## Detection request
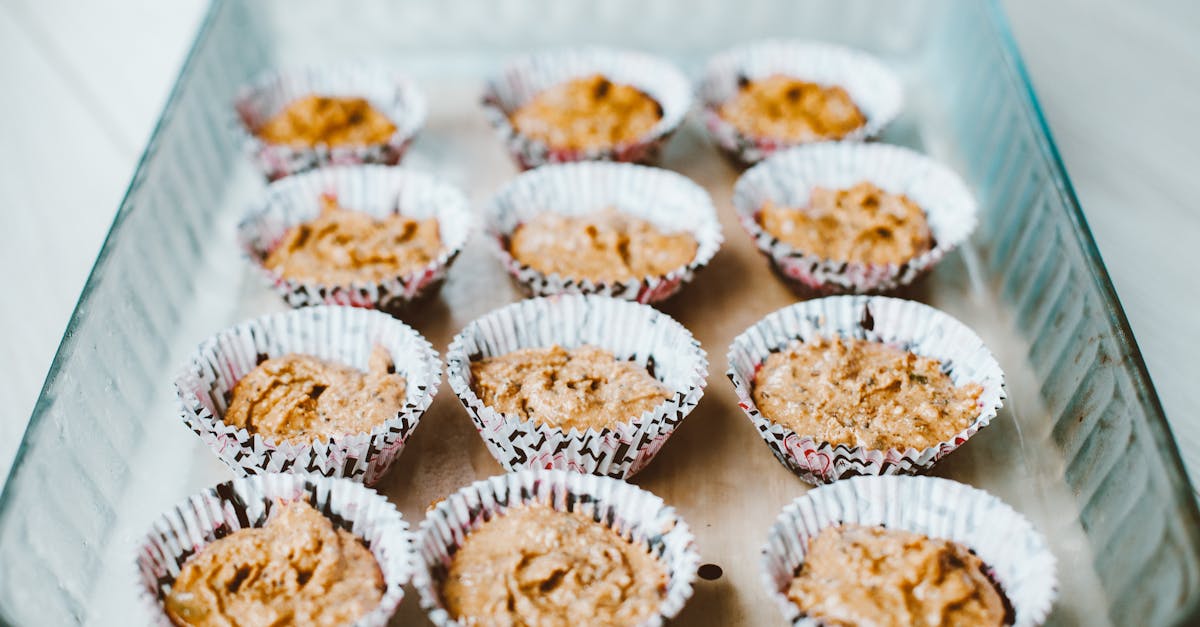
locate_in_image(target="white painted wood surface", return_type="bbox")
[0,0,1196,497]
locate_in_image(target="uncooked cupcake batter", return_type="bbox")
[164,500,385,627]
[509,208,697,282]
[752,336,982,450]
[788,524,1008,627]
[441,503,667,627]
[511,75,663,151]
[718,74,866,142]
[470,345,669,432]
[758,181,934,265]
[224,346,406,443]
[256,94,397,147]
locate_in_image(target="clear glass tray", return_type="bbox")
[2,0,1197,624]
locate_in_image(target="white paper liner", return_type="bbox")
[484,161,723,303]
[482,47,692,169]
[762,475,1057,626]
[174,305,440,486]
[733,142,978,295]
[412,469,699,626]
[446,295,707,478]
[727,295,1005,484]
[234,64,427,180]
[135,473,413,626]
[698,39,903,164]
[237,165,472,311]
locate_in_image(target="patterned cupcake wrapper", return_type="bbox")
[135,473,413,626]
[234,64,427,181]
[446,294,707,479]
[174,305,441,486]
[482,47,692,169]
[762,475,1057,626]
[485,161,723,304]
[237,165,472,311]
[412,469,699,626]
[726,295,1005,484]
[698,39,903,165]
[733,142,978,295]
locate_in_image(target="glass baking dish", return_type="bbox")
[1,0,1197,624]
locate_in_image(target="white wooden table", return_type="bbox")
[1,0,1197,492]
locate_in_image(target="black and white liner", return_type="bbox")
[698,39,902,164]
[413,469,699,626]
[136,473,413,626]
[482,47,692,169]
[484,161,723,303]
[446,295,707,479]
[733,142,977,295]
[174,306,440,486]
[762,475,1056,626]
[727,295,1004,484]
[237,165,471,311]
[234,64,427,180]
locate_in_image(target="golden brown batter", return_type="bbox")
[759,182,934,265]
[511,75,663,151]
[442,504,667,627]
[164,500,385,627]
[470,345,669,432]
[718,75,866,143]
[509,208,698,282]
[264,196,444,284]
[753,336,982,451]
[224,346,406,443]
[788,524,1008,627]
[256,94,397,147]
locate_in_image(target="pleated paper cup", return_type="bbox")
[733,142,977,295]
[136,473,413,626]
[727,295,1004,484]
[484,161,723,303]
[234,64,427,180]
[174,305,440,486]
[482,47,692,169]
[412,469,699,627]
[446,295,707,478]
[762,475,1056,626]
[698,39,902,164]
[237,165,471,312]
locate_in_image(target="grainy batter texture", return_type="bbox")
[442,504,667,627]
[718,75,866,142]
[256,94,397,147]
[511,75,662,151]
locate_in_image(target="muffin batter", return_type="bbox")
[788,524,1008,627]
[264,196,444,284]
[718,74,866,142]
[510,208,698,282]
[759,182,934,265]
[752,336,982,451]
[511,75,663,151]
[164,500,384,627]
[256,94,397,147]
[224,346,406,443]
[442,504,667,627]
[470,345,669,432]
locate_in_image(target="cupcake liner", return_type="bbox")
[174,305,440,486]
[762,475,1057,626]
[136,473,413,626]
[482,47,692,169]
[446,294,707,479]
[698,39,903,164]
[726,295,1004,484]
[234,64,427,180]
[412,469,699,626]
[733,142,977,295]
[484,162,723,303]
[237,165,471,311]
